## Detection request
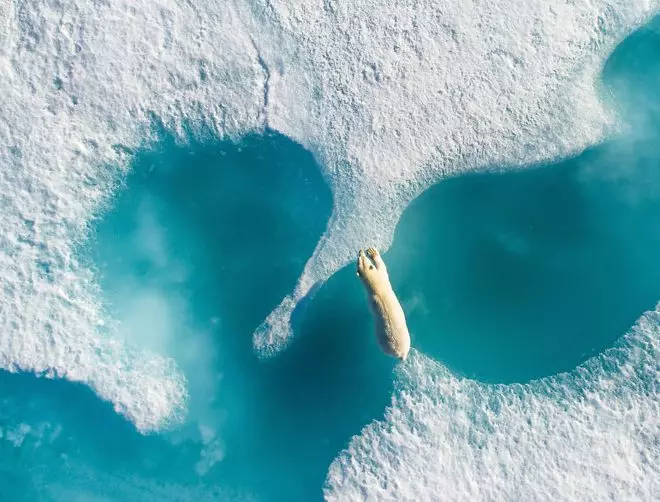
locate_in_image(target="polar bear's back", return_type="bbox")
[357,247,411,360]
[368,288,411,360]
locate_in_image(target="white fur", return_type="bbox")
[357,248,411,360]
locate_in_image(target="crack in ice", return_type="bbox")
[250,35,271,127]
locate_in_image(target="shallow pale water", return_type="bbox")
[0,7,659,502]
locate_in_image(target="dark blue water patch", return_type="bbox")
[241,265,395,500]
[386,143,660,383]
[384,15,660,383]
[83,130,393,501]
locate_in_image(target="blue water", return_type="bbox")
[389,142,660,382]
[87,130,395,500]
[385,17,660,383]
[1,13,659,502]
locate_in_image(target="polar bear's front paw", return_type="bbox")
[366,247,385,270]
[357,249,368,277]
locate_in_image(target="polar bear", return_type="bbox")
[356,247,411,361]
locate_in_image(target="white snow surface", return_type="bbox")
[247,0,659,356]
[0,0,657,460]
[325,305,660,501]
